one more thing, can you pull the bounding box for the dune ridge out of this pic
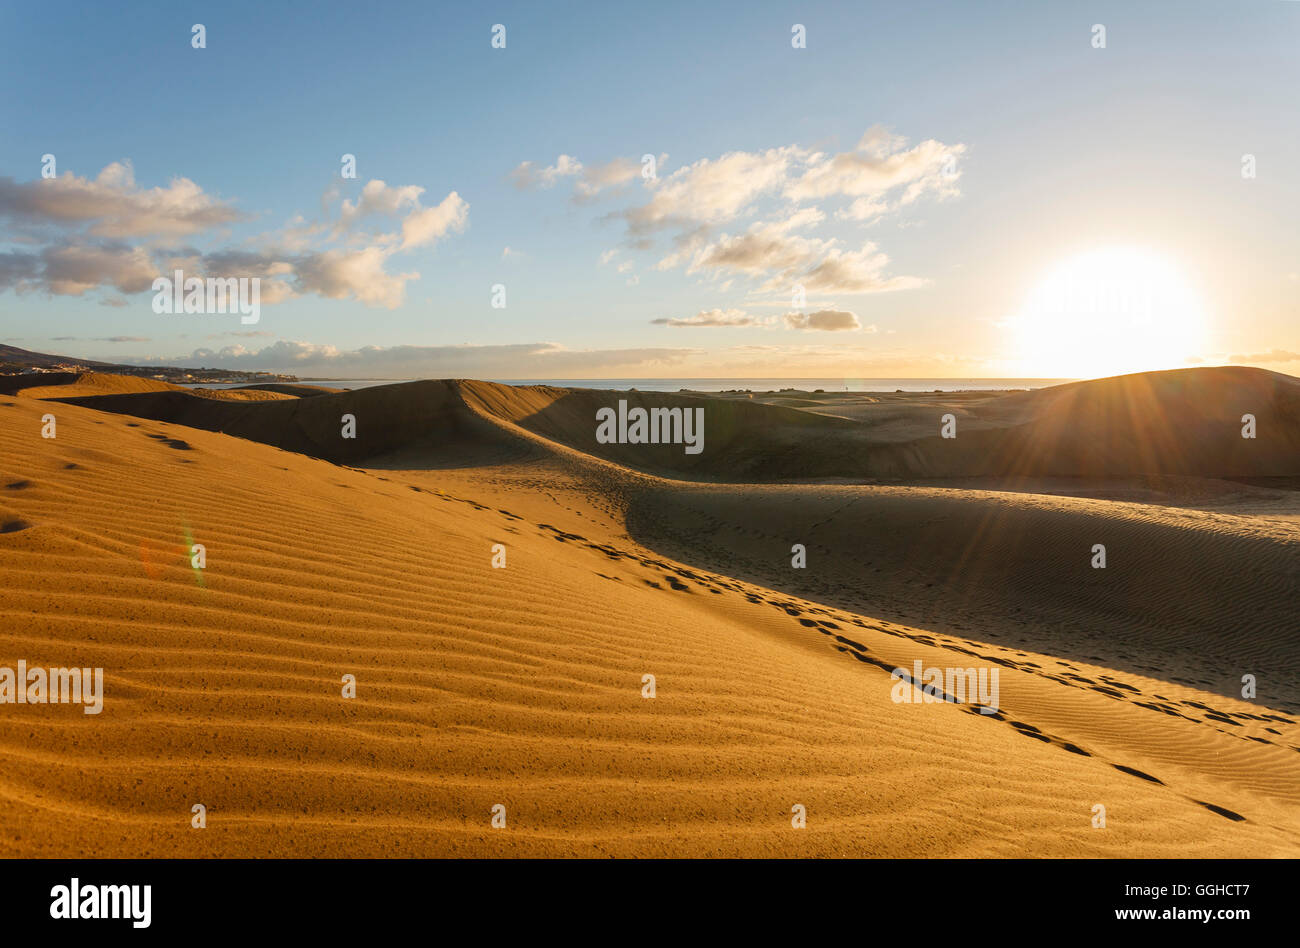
[44,366,1300,482]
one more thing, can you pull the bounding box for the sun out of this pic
[1009,246,1209,379]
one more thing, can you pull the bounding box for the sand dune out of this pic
[53,379,486,464]
[3,372,316,404]
[625,483,1300,709]
[906,366,1300,478]
[1,368,1297,857]
[0,371,184,400]
[230,383,346,398]
[47,367,1300,483]
[463,367,1300,479]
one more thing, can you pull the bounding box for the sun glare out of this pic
[1011,247,1209,379]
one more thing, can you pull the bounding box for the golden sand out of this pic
[1,369,1296,856]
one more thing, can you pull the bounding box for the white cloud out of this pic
[587,128,964,296]
[0,161,246,238]
[838,197,892,222]
[510,154,584,189]
[793,243,926,295]
[514,154,656,201]
[293,246,416,309]
[337,179,424,230]
[399,191,469,250]
[651,308,768,328]
[786,127,964,206]
[506,130,962,303]
[0,164,470,308]
[574,156,646,200]
[680,217,925,295]
[626,147,799,235]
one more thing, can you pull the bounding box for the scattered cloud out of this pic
[41,242,157,295]
[797,244,925,295]
[787,127,963,208]
[519,127,966,298]
[782,310,870,332]
[510,155,583,189]
[679,218,924,295]
[574,157,644,200]
[398,191,469,250]
[292,246,416,309]
[513,154,654,201]
[626,147,797,235]
[335,179,424,231]
[652,308,767,328]
[653,307,874,332]
[0,163,470,309]
[0,160,246,238]
[0,251,40,292]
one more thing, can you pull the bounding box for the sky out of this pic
[2,0,1298,380]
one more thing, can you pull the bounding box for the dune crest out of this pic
[32,366,1300,482]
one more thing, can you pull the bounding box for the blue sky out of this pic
[2,0,1298,379]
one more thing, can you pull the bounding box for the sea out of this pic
[184,377,1072,393]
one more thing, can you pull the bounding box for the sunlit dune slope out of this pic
[624,481,1300,710]
[905,366,1300,478]
[1,371,183,399]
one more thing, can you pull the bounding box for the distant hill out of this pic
[0,344,117,370]
[0,343,295,384]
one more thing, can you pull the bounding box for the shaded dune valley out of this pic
[1,366,1298,857]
